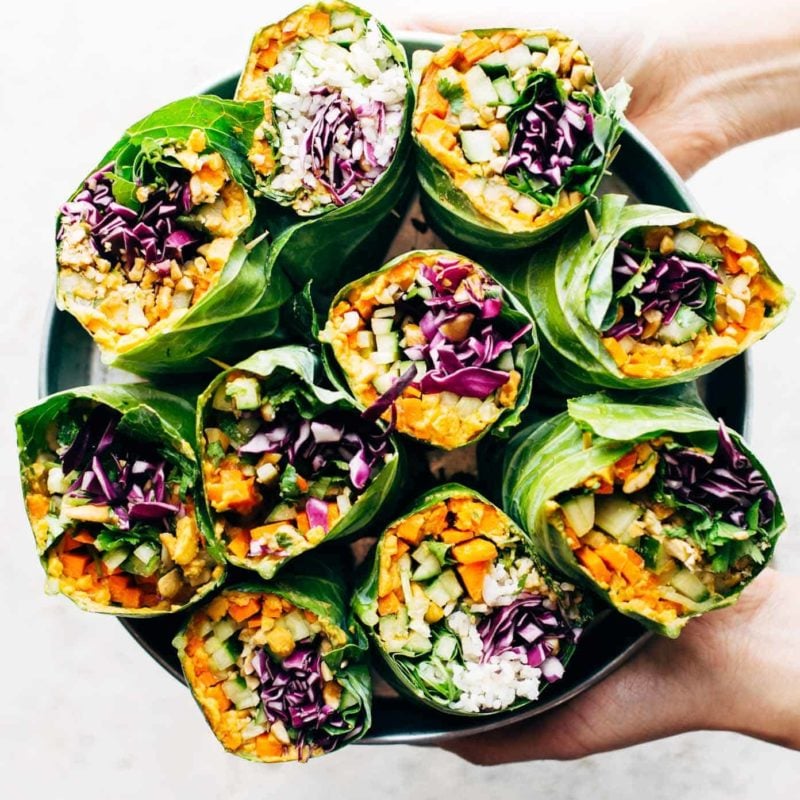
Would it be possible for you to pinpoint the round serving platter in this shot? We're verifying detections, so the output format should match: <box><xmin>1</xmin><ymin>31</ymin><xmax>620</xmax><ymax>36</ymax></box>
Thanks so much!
<box><xmin>40</xmin><ymin>34</ymin><xmax>749</xmax><ymax>745</ymax></box>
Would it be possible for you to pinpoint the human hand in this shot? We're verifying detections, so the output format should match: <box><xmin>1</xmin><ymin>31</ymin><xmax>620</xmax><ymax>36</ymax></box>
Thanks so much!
<box><xmin>390</xmin><ymin>0</ymin><xmax>800</xmax><ymax>177</ymax></box>
<box><xmin>441</xmin><ymin>568</ymin><xmax>800</xmax><ymax>764</ymax></box>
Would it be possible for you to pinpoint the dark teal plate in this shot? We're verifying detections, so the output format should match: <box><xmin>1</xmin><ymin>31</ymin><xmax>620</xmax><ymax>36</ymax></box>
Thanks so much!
<box><xmin>40</xmin><ymin>34</ymin><xmax>748</xmax><ymax>745</ymax></box>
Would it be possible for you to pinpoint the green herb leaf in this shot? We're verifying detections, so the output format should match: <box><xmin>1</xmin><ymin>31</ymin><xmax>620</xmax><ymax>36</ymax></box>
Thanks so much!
<box><xmin>436</xmin><ymin>77</ymin><xmax>464</xmax><ymax>113</ymax></box>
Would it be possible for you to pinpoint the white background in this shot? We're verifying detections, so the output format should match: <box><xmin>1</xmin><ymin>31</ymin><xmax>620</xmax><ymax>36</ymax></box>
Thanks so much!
<box><xmin>1</xmin><ymin>1</ymin><xmax>799</xmax><ymax>797</ymax></box>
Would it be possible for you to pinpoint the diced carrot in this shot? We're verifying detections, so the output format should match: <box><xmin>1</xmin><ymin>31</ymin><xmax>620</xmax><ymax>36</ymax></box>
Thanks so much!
<box><xmin>255</xmin><ymin>733</ymin><xmax>284</xmax><ymax>759</ymax></box>
<box><xmin>108</xmin><ymin>574</ymin><xmax>131</xmax><ymax>603</ymax></box>
<box><xmin>423</xmin><ymin>88</ymin><xmax>450</xmax><ymax>119</ymax></box>
<box><xmin>457</xmin><ymin>561</ymin><xmax>490</xmax><ymax>602</ymax></box>
<box><xmin>723</xmin><ymin>249</ymin><xmax>742</xmax><ymax>274</ymax></box>
<box><xmin>751</xmin><ymin>276</ymin><xmax>779</xmax><ymax>304</ymax></box>
<box><xmin>595</xmin><ymin>481</ymin><xmax>614</xmax><ymax>495</ymax></box>
<box><xmin>626</xmin><ymin>548</ymin><xmax>645</xmax><ymax>569</ymax></box>
<box><xmin>307</xmin><ymin>10</ymin><xmax>330</xmax><ymax>36</ymax></box>
<box><xmin>432</xmin><ymin>46</ymin><xmax>459</xmax><ymax>68</ymax></box>
<box><xmin>186</xmin><ymin>635</ymin><xmax>203</xmax><ymax>657</ymax></box>
<box><xmin>378</xmin><ymin>592</ymin><xmax>401</xmax><ymax>615</ymax></box>
<box><xmin>228</xmin><ymin>529</ymin><xmax>251</xmax><ymax>560</ymax></box>
<box><xmin>303</xmin><ymin>609</ymin><xmax>317</xmax><ymax>623</ymax></box>
<box><xmin>614</xmin><ymin>451</ymin><xmax>638</xmax><ymax>481</ymax></box>
<box><xmin>418</xmin><ymin>115</ymin><xmax>457</xmax><ymax>149</ymax></box>
<box><xmin>61</xmin><ymin>552</ymin><xmax>90</xmax><ymax>579</ymax></box>
<box><xmin>119</xmin><ymin>586</ymin><xmax>142</xmax><ymax>609</ymax></box>
<box><xmin>460</xmin><ymin>39</ymin><xmax>497</xmax><ymax>66</ymax></box>
<box><xmin>229</xmin><ymin>597</ymin><xmax>261</xmax><ymax>622</ymax></box>
<box><xmin>251</xmin><ymin>522</ymin><xmax>290</xmax><ymax>539</ymax></box>
<box><xmin>498</xmin><ymin>33</ymin><xmax>521</xmax><ymax>50</ymax></box>
<box><xmin>296</xmin><ymin>512</ymin><xmax>310</xmax><ymax>534</ymax></box>
<box><xmin>247</xmin><ymin>616</ymin><xmax>263</xmax><ymax>628</ymax></box>
<box><xmin>440</xmin><ymin>527</ymin><xmax>473</xmax><ymax>544</ymax></box>
<box><xmin>60</xmin><ymin>533</ymin><xmax>84</xmax><ymax>553</ymax></box>
<box><xmin>207</xmin><ymin>684</ymin><xmax>232</xmax><ymax>712</ymax></box>
<box><xmin>197</xmin><ymin>669</ymin><xmax>223</xmax><ymax>687</ymax></box>
<box><xmin>576</xmin><ymin>547</ymin><xmax>612</xmax><ymax>584</ymax></box>
<box><xmin>256</xmin><ymin>40</ymin><xmax>279</xmax><ymax>70</ymax></box>
<box><xmin>621</xmin><ymin>559</ymin><xmax>643</xmax><ymax>584</ymax></box>
<box><xmin>742</xmin><ymin>300</ymin><xmax>765</xmax><ymax>331</ymax></box>
<box><xmin>564</xmin><ymin>524</ymin><xmax>581</xmax><ymax>551</ymax></box>
<box><xmin>296</xmin><ymin>475</ymin><xmax>309</xmax><ymax>492</ymax></box>
<box><xmin>327</xmin><ymin>503</ymin><xmax>340</xmax><ymax>529</ymax></box>
<box><xmin>595</xmin><ymin>544</ymin><xmax>629</xmax><ymax>573</ymax></box>
<box><xmin>602</xmin><ymin>337</ymin><xmax>629</xmax><ymax>367</ymax></box>
<box><xmin>423</xmin><ymin>504</ymin><xmax>449</xmax><ymax>535</ymax></box>
<box><xmin>206</xmin><ymin>470</ymin><xmax>261</xmax><ymax>514</ymax></box>
<box><xmin>452</xmin><ymin>538</ymin><xmax>498</xmax><ymax>564</ymax></box>
<box><xmin>395</xmin><ymin>539</ymin><xmax>410</xmax><ymax>557</ymax></box>
<box><xmin>25</xmin><ymin>493</ymin><xmax>50</xmax><ymax>520</ymax></box>
<box><xmin>262</xmin><ymin>593</ymin><xmax>284</xmax><ymax>618</ymax></box>
<box><xmin>396</xmin><ymin>515</ymin><xmax>426</xmax><ymax>545</ymax></box>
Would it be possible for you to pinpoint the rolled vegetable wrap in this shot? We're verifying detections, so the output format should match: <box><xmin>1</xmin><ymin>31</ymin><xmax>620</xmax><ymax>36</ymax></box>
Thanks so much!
<box><xmin>56</xmin><ymin>97</ymin><xmax>291</xmax><ymax>374</ymax></box>
<box><xmin>353</xmin><ymin>485</ymin><xmax>585</xmax><ymax>715</ymax></box>
<box><xmin>502</xmin><ymin>392</ymin><xmax>786</xmax><ymax>637</ymax></box>
<box><xmin>175</xmin><ymin>565</ymin><xmax>371</xmax><ymax>761</ymax></box>
<box><xmin>413</xmin><ymin>29</ymin><xmax>628</xmax><ymax>251</ymax></box>
<box><xmin>16</xmin><ymin>386</ymin><xmax>225</xmax><ymax>615</ymax></box>
<box><xmin>198</xmin><ymin>346</ymin><xmax>401</xmax><ymax>579</ymax></box>
<box><xmin>320</xmin><ymin>250</ymin><xmax>537</xmax><ymax>449</ymax></box>
<box><xmin>235</xmin><ymin>2</ymin><xmax>413</xmax><ymax>289</ymax></box>
<box><xmin>509</xmin><ymin>194</ymin><xmax>792</xmax><ymax>392</ymax></box>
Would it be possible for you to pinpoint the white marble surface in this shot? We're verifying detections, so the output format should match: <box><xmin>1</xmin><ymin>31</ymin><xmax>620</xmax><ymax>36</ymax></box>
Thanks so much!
<box><xmin>2</xmin><ymin>1</ymin><xmax>799</xmax><ymax>797</ymax></box>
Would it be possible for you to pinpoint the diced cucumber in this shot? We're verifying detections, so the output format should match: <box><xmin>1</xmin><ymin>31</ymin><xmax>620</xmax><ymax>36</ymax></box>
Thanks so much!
<box><xmin>496</xmin><ymin>351</ymin><xmax>515</xmax><ymax>372</ymax></box>
<box><xmin>204</xmin><ymin>634</ymin><xmax>222</xmax><ymax>656</ymax></box>
<box><xmin>672</xmin><ymin>230</ymin><xmax>705</xmax><ymax>256</ymax></box>
<box><xmin>376</xmin><ymin>332</ymin><xmax>399</xmax><ymax>354</ymax></box>
<box><xmin>370</xmin><ymin>317</ymin><xmax>394</xmax><ymax>335</ymax></box>
<box><xmin>669</xmin><ymin>569</ymin><xmax>710</xmax><ymax>602</ymax></box>
<box><xmin>699</xmin><ymin>241</ymin><xmax>723</xmax><ymax>259</ymax></box>
<box><xmin>561</xmin><ymin>494</ymin><xmax>595</xmax><ymax>537</ymax></box>
<box><xmin>356</xmin><ymin>330</ymin><xmax>374</xmax><ymax>349</ymax></box>
<box><xmin>655</xmin><ymin>307</ymin><xmax>707</xmax><ymax>345</ymax></box>
<box><xmin>210</xmin><ymin>638</ymin><xmax>242</xmax><ymax>671</ymax></box>
<box><xmin>101</xmin><ymin>547</ymin><xmax>130</xmax><ymax>572</ymax></box>
<box><xmin>464</xmin><ymin>66</ymin><xmax>499</xmax><ymax>107</ymax></box>
<box><xmin>405</xmin><ymin>632</ymin><xmax>433</xmax><ymax>655</ymax></box>
<box><xmin>236</xmin><ymin>417</ymin><xmax>261</xmax><ymax>440</ymax></box>
<box><xmin>256</xmin><ymin>462</ymin><xmax>279</xmax><ymax>485</ymax></box>
<box><xmin>412</xmin><ymin>554</ymin><xmax>442</xmax><ymax>582</ymax></box>
<box><xmin>242</xmin><ymin>722</ymin><xmax>267</xmax><ymax>740</ymax></box>
<box><xmin>226</xmin><ymin>376</ymin><xmax>261</xmax><ymax>410</ymax></box>
<box><xmin>330</xmin><ymin>9</ymin><xmax>356</xmax><ymax>29</ymax></box>
<box><xmin>372</xmin><ymin>373</ymin><xmax>395</xmax><ymax>395</ymax></box>
<box><xmin>197</xmin><ymin>618</ymin><xmax>213</xmax><ymax>638</ymax></box>
<box><xmin>595</xmin><ymin>496</ymin><xmax>641</xmax><ymax>540</ymax></box>
<box><xmin>503</xmin><ymin>43</ymin><xmax>533</xmax><ymax>71</ymax></box>
<box><xmin>524</xmin><ymin>35</ymin><xmax>550</xmax><ymax>52</ymax></box>
<box><xmin>212</xmin><ymin>383</ymin><xmax>233</xmax><ymax>411</ymax></box>
<box><xmin>266</xmin><ymin>502</ymin><xmax>297</xmax><ymax>523</ymax></box>
<box><xmin>455</xmin><ymin>395</ymin><xmax>483</xmax><ymax>418</ymax></box>
<box><xmin>492</xmin><ymin>77</ymin><xmax>519</xmax><ymax>105</ymax></box>
<box><xmin>213</xmin><ymin>618</ymin><xmax>238</xmax><ymax>643</ymax></box>
<box><xmin>372</xmin><ymin>351</ymin><xmax>397</xmax><ymax>366</ymax></box>
<box><xmin>433</xmin><ymin>634</ymin><xmax>459</xmax><ymax>661</ymax></box>
<box><xmin>222</xmin><ymin>676</ymin><xmax>250</xmax><ymax>705</ymax></box>
<box><xmin>639</xmin><ymin>535</ymin><xmax>674</xmax><ymax>573</ymax></box>
<box><xmin>374</xmin><ymin>305</ymin><xmax>396</xmax><ymax>318</ymax></box>
<box><xmin>425</xmin><ymin>569</ymin><xmax>463</xmax><ymax>607</ymax></box>
<box><xmin>283</xmin><ymin>611</ymin><xmax>311</xmax><ymax>641</ymax></box>
<box><xmin>122</xmin><ymin>547</ymin><xmax>160</xmax><ymax>578</ymax></box>
<box><xmin>411</xmin><ymin>541</ymin><xmax>432</xmax><ymax>563</ymax></box>
<box><xmin>379</xmin><ymin>611</ymin><xmax>410</xmax><ymax>653</ymax></box>
<box><xmin>428</xmin><ymin>541</ymin><xmax>450</xmax><ymax>565</ymax></box>
<box><xmin>460</xmin><ymin>129</ymin><xmax>494</xmax><ymax>164</ymax></box>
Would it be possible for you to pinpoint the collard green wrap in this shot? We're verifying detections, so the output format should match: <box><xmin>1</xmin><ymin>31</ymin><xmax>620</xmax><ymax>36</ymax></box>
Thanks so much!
<box><xmin>56</xmin><ymin>96</ymin><xmax>292</xmax><ymax>375</ymax></box>
<box><xmin>413</xmin><ymin>28</ymin><xmax>629</xmax><ymax>253</ymax></box>
<box><xmin>235</xmin><ymin>1</ymin><xmax>414</xmax><ymax>291</ymax></box>
<box><xmin>505</xmin><ymin>194</ymin><xmax>792</xmax><ymax>393</ymax></box>
<box><xmin>353</xmin><ymin>484</ymin><xmax>587</xmax><ymax>715</ymax></box>
<box><xmin>174</xmin><ymin>560</ymin><xmax>371</xmax><ymax>762</ymax></box>
<box><xmin>16</xmin><ymin>384</ymin><xmax>225</xmax><ymax>616</ymax></box>
<box><xmin>197</xmin><ymin>345</ymin><xmax>402</xmax><ymax>580</ymax></box>
<box><xmin>502</xmin><ymin>392</ymin><xmax>786</xmax><ymax>637</ymax></box>
<box><xmin>320</xmin><ymin>249</ymin><xmax>538</xmax><ymax>450</ymax></box>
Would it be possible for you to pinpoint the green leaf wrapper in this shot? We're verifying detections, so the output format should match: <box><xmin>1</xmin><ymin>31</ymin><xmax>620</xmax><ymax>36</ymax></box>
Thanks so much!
<box><xmin>174</xmin><ymin>558</ymin><xmax>371</xmax><ymax>762</ymax></box>
<box><xmin>320</xmin><ymin>249</ymin><xmax>539</xmax><ymax>450</ymax></box>
<box><xmin>16</xmin><ymin>384</ymin><xmax>225</xmax><ymax>616</ymax></box>
<box><xmin>353</xmin><ymin>483</ymin><xmax>589</xmax><ymax>715</ymax></box>
<box><xmin>504</xmin><ymin>194</ymin><xmax>792</xmax><ymax>393</ymax></box>
<box><xmin>197</xmin><ymin>345</ymin><xmax>403</xmax><ymax>579</ymax></box>
<box><xmin>413</xmin><ymin>29</ymin><xmax>629</xmax><ymax>253</ymax></box>
<box><xmin>56</xmin><ymin>96</ymin><xmax>293</xmax><ymax>376</ymax></box>
<box><xmin>234</xmin><ymin>2</ymin><xmax>415</xmax><ymax>292</ymax></box>
<box><xmin>501</xmin><ymin>391</ymin><xmax>786</xmax><ymax>637</ymax></box>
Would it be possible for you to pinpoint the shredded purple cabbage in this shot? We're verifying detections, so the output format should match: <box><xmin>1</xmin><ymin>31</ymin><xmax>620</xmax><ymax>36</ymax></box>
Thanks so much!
<box><xmin>251</xmin><ymin>641</ymin><xmax>357</xmax><ymax>756</ymax></box>
<box><xmin>58</xmin><ymin>405</ymin><xmax>181</xmax><ymax>529</ymax></box>
<box><xmin>604</xmin><ymin>242</ymin><xmax>721</xmax><ymax>340</ymax></box>
<box><xmin>302</xmin><ymin>89</ymin><xmax>388</xmax><ymax>206</ymax></box>
<box><xmin>504</xmin><ymin>84</ymin><xmax>594</xmax><ymax>188</ymax></box>
<box><xmin>58</xmin><ymin>163</ymin><xmax>199</xmax><ymax>271</ymax></box>
<box><xmin>661</xmin><ymin>422</ymin><xmax>776</xmax><ymax>529</ymax></box>
<box><xmin>477</xmin><ymin>594</ymin><xmax>579</xmax><ymax>683</ymax></box>
<box><xmin>365</xmin><ymin>258</ymin><xmax>531</xmax><ymax>418</ymax></box>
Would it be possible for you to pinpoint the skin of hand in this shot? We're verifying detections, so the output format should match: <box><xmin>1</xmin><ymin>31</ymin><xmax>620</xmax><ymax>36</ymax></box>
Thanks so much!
<box><xmin>390</xmin><ymin>0</ymin><xmax>800</xmax><ymax>178</ymax></box>
<box><xmin>440</xmin><ymin>568</ymin><xmax>800</xmax><ymax>764</ymax></box>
